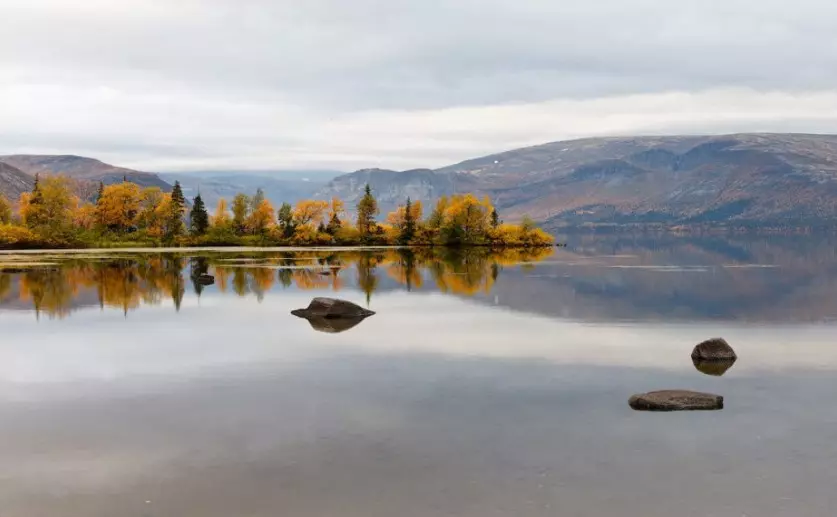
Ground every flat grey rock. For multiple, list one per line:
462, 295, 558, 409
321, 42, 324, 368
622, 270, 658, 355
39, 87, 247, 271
629, 390, 724, 411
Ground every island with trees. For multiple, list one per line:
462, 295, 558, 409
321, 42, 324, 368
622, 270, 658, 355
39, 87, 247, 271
0, 176, 553, 249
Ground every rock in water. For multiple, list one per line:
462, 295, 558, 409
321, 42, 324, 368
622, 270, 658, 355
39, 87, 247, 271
691, 338, 737, 361
291, 297, 375, 319
693, 358, 736, 376
629, 390, 724, 411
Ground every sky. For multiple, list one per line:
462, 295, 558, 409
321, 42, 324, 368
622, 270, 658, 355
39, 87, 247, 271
2, 0, 837, 172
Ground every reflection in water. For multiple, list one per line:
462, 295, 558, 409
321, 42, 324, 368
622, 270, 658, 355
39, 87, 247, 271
0, 247, 553, 319
692, 358, 737, 376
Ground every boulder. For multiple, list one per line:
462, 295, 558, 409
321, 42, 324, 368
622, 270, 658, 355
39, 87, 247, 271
691, 338, 737, 361
693, 358, 736, 376
196, 274, 215, 286
629, 390, 724, 411
291, 297, 375, 319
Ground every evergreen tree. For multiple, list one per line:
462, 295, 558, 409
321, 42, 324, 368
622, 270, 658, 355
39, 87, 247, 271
166, 181, 186, 239
96, 181, 105, 203
356, 184, 378, 238
490, 208, 500, 229
317, 221, 327, 234
278, 202, 295, 238
398, 197, 416, 244
190, 193, 209, 235
31, 173, 42, 204
326, 212, 342, 235
251, 188, 265, 212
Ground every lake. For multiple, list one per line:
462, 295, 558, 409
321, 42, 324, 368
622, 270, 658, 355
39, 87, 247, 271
2, 236, 837, 517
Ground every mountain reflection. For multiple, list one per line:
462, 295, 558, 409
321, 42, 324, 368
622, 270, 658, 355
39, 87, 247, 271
0, 247, 553, 319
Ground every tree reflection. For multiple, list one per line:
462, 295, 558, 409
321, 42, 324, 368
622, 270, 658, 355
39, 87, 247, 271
0, 247, 553, 318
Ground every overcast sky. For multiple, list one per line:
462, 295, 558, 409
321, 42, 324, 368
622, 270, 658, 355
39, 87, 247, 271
2, 0, 837, 172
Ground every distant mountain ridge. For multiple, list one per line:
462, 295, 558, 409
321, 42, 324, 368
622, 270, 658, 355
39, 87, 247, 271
0, 155, 171, 191
316, 133, 837, 228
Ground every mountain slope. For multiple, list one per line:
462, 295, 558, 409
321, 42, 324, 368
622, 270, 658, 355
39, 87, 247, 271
0, 162, 34, 202
160, 172, 330, 212
0, 155, 171, 191
315, 134, 837, 228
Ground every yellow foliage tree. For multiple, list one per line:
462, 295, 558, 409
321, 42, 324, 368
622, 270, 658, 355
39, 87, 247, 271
19, 176, 78, 232
0, 194, 11, 224
293, 199, 329, 229
97, 182, 142, 232
213, 198, 231, 228
73, 203, 98, 230
249, 199, 276, 234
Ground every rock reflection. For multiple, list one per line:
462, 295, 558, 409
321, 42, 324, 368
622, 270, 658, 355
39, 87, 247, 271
0, 247, 553, 319
692, 358, 737, 377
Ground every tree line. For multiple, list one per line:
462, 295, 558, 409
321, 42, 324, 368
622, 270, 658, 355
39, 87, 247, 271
0, 175, 553, 248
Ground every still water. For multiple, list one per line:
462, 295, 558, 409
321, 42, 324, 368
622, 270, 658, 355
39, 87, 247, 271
1, 236, 837, 516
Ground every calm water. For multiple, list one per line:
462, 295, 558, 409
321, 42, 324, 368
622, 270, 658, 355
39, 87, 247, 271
2, 237, 837, 517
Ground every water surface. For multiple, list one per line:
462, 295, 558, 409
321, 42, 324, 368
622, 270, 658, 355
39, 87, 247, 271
2, 237, 836, 516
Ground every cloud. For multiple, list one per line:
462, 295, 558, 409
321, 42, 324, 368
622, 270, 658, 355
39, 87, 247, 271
1, 0, 837, 170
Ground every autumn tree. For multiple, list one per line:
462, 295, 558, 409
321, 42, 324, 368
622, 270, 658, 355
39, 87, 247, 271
441, 194, 492, 244
293, 199, 329, 229
97, 182, 141, 232
136, 187, 164, 230
232, 193, 251, 235
356, 184, 378, 237
19, 176, 77, 234
249, 198, 275, 234
277, 202, 295, 238
0, 194, 11, 224
428, 195, 448, 229
213, 198, 231, 228
190, 193, 209, 235
73, 203, 98, 230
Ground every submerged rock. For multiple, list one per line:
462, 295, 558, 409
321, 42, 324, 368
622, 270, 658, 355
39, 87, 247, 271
196, 274, 215, 286
691, 338, 737, 361
629, 390, 724, 411
693, 357, 736, 376
291, 297, 375, 319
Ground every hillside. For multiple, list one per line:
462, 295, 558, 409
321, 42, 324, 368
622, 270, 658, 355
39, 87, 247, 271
316, 134, 837, 228
0, 155, 171, 191
0, 162, 34, 201
160, 172, 335, 212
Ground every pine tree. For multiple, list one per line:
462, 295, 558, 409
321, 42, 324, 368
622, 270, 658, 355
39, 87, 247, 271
490, 208, 500, 229
399, 197, 416, 244
31, 173, 42, 203
251, 188, 265, 212
326, 212, 342, 235
356, 184, 378, 238
166, 181, 186, 239
278, 202, 295, 238
96, 181, 105, 203
190, 194, 209, 235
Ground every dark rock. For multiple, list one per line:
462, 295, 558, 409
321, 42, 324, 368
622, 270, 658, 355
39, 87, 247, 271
629, 390, 723, 411
291, 297, 375, 319
691, 338, 737, 361
693, 358, 736, 376
196, 274, 215, 286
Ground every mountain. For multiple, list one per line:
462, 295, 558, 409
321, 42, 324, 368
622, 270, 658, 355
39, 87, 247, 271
160, 172, 338, 211
315, 133, 837, 228
314, 168, 480, 216
0, 155, 171, 191
0, 162, 34, 202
